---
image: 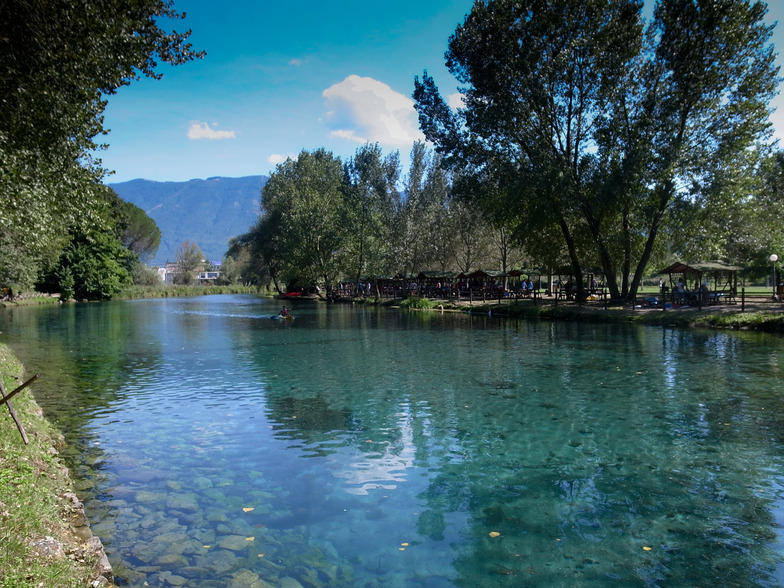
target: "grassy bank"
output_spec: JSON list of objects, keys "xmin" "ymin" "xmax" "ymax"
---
[
  {"xmin": 117, "ymin": 283, "xmax": 268, "ymax": 299},
  {"xmin": 0, "ymin": 344, "xmax": 101, "ymax": 587},
  {"xmin": 470, "ymin": 302, "xmax": 784, "ymax": 331},
  {"xmin": 382, "ymin": 296, "xmax": 784, "ymax": 332},
  {"xmin": 0, "ymin": 295, "xmax": 61, "ymax": 308}
]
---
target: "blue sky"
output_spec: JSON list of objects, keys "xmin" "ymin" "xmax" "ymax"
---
[{"xmin": 100, "ymin": 0, "xmax": 784, "ymax": 184}]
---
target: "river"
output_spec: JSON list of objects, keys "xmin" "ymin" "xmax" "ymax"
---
[{"xmin": 2, "ymin": 294, "xmax": 784, "ymax": 587}]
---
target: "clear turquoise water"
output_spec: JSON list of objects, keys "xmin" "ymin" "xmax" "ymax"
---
[{"xmin": 2, "ymin": 295, "xmax": 784, "ymax": 587}]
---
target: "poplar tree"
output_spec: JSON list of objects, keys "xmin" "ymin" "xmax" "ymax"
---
[{"xmin": 414, "ymin": 0, "xmax": 779, "ymax": 301}]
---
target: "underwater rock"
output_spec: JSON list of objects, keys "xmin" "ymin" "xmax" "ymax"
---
[
  {"xmin": 217, "ymin": 535, "xmax": 254, "ymax": 551},
  {"xmin": 206, "ymin": 509, "xmax": 230, "ymax": 523},
  {"xmin": 135, "ymin": 490, "xmax": 165, "ymax": 504},
  {"xmin": 291, "ymin": 565, "xmax": 322, "ymax": 588},
  {"xmin": 131, "ymin": 540, "xmax": 163, "ymax": 564},
  {"xmin": 228, "ymin": 568, "xmax": 275, "ymax": 588},
  {"xmin": 166, "ymin": 493, "xmax": 199, "ymax": 512},
  {"xmin": 158, "ymin": 570, "xmax": 188, "ymax": 586},
  {"xmin": 197, "ymin": 549, "xmax": 240, "ymax": 574},
  {"xmin": 193, "ymin": 476, "xmax": 215, "ymax": 489},
  {"xmin": 156, "ymin": 553, "xmax": 189, "ymax": 568}
]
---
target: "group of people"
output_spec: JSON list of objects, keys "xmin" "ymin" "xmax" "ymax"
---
[{"xmin": 674, "ymin": 277, "xmax": 711, "ymax": 303}]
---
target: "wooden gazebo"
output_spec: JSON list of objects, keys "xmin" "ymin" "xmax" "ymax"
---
[{"xmin": 658, "ymin": 261, "xmax": 742, "ymax": 304}]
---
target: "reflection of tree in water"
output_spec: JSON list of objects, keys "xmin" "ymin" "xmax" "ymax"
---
[
  {"xmin": 414, "ymin": 365, "xmax": 784, "ymax": 587},
  {"xmin": 267, "ymin": 394, "xmax": 352, "ymax": 443}
]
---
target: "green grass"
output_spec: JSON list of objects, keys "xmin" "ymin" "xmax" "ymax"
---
[
  {"xmin": 117, "ymin": 283, "xmax": 267, "ymax": 299},
  {"xmin": 457, "ymin": 299, "xmax": 784, "ymax": 331},
  {"xmin": 0, "ymin": 295, "xmax": 61, "ymax": 308},
  {"xmin": 0, "ymin": 344, "xmax": 95, "ymax": 587},
  {"xmin": 398, "ymin": 296, "xmax": 441, "ymax": 310}
]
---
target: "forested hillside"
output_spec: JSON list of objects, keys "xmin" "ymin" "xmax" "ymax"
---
[{"xmin": 110, "ymin": 176, "xmax": 267, "ymax": 264}]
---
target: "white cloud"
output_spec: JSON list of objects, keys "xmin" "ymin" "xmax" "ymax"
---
[
  {"xmin": 289, "ymin": 58, "xmax": 304, "ymax": 66},
  {"xmin": 322, "ymin": 75, "xmax": 424, "ymax": 147},
  {"xmin": 268, "ymin": 153, "xmax": 297, "ymax": 166},
  {"xmin": 187, "ymin": 121, "xmax": 236, "ymax": 140},
  {"xmin": 447, "ymin": 92, "xmax": 466, "ymax": 110}
]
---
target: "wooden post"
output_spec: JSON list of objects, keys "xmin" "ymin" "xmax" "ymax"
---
[
  {"xmin": 741, "ymin": 287, "xmax": 745, "ymax": 312},
  {"xmin": 0, "ymin": 375, "xmax": 38, "ymax": 444},
  {"xmin": 0, "ymin": 375, "xmax": 38, "ymax": 409}
]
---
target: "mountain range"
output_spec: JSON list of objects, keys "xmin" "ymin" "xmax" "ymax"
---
[{"xmin": 109, "ymin": 175, "xmax": 267, "ymax": 266}]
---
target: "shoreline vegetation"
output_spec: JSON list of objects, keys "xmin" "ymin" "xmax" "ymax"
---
[
  {"xmin": 0, "ymin": 288, "xmax": 782, "ymax": 585},
  {"xmin": 0, "ymin": 344, "xmax": 112, "ymax": 587},
  {"xmin": 2, "ymin": 284, "xmax": 783, "ymax": 332},
  {"xmin": 390, "ymin": 296, "xmax": 784, "ymax": 332}
]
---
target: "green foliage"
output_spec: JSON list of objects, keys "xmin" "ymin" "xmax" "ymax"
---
[
  {"xmin": 399, "ymin": 296, "xmax": 439, "ymax": 310},
  {"xmin": 343, "ymin": 143, "xmax": 401, "ymax": 281},
  {"xmin": 117, "ymin": 283, "xmax": 262, "ymax": 299},
  {"xmin": 239, "ymin": 143, "xmax": 511, "ymax": 294},
  {"xmin": 260, "ymin": 149, "xmax": 348, "ymax": 293},
  {"xmin": 0, "ymin": 0, "xmax": 202, "ymax": 292},
  {"xmin": 132, "ymin": 263, "xmax": 164, "ymax": 286},
  {"xmin": 414, "ymin": 0, "xmax": 779, "ymax": 301},
  {"xmin": 0, "ymin": 344, "xmax": 96, "ymax": 586},
  {"xmin": 173, "ymin": 240, "xmax": 204, "ymax": 285},
  {"xmin": 54, "ymin": 231, "xmax": 133, "ymax": 300},
  {"xmin": 0, "ymin": 0, "xmax": 203, "ymax": 155},
  {"xmin": 217, "ymin": 255, "xmax": 242, "ymax": 285},
  {"xmin": 107, "ymin": 189, "xmax": 162, "ymax": 261}
]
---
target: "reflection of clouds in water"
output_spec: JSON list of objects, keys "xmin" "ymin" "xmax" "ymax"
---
[{"xmin": 330, "ymin": 409, "xmax": 417, "ymax": 495}]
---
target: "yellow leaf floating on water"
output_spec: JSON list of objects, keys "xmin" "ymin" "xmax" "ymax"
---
[
  {"xmin": 400, "ymin": 543, "xmax": 409, "ymax": 547},
  {"xmin": 489, "ymin": 531, "xmax": 501, "ymax": 538},
  {"xmin": 643, "ymin": 546, "xmax": 652, "ymax": 551},
  {"xmin": 258, "ymin": 553, "xmax": 265, "ymax": 558},
  {"xmin": 246, "ymin": 537, "xmax": 255, "ymax": 542},
  {"xmin": 399, "ymin": 547, "xmax": 405, "ymax": 551},
  {"xmin": 203, "ymin": 545, "xmax": 210, "ymax": 549},
  {"xmin": 243, "ymin": 507, "xmax": 254, "ymax": 512}
]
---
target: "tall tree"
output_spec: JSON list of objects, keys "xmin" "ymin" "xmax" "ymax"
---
[
  {"xmin": 260, "ymin": 149, "xmax": 348, "ymax": 294},
  {"xmin": 106, "ymin": 189, "xmax": 162, "ymax": 262},
  {"xmin": 414, "ymin": 0, "xmax": 779, "ymax": 301},
  {"xmin": 0, "ymin": 0, "xmax": 202, "ymax": 288},
  {"xmin": 397, "ymin": 142, "xmax": 452, "ymax": 275},
  {"xmin": 343, "ymin": 144, "xmax": 401, "ymax": 287},
  {"xmin": 174, "ymin": 241, "xmax": 204, "ymax": 285}
]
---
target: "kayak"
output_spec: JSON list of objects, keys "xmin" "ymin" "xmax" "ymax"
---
[{"xmin": 270, "ymin": 314, "xmax": 294, "ymax": 320}]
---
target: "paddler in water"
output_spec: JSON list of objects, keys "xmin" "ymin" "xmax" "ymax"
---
[{"xmin": 279, "ymin": 306, "xmax": 290, "ymax": 317}]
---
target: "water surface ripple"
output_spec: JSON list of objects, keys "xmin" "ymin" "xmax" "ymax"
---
[{"xmin": 2, "ymin": 295, "xmax": 784, "ymax": 587}]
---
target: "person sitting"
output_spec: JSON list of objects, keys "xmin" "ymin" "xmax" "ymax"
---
[
  {"xmin": 675, "ymin": 279, "xmax": 689, "ymax": 303},
  {"xmin": 280, "ymin": 306, "xmax": 290, "ymax": 317}
]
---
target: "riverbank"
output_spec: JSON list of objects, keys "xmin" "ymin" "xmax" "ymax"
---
[
  {"xmin": 375, "ymin": 295, "xmax": 784, "ymax": 332},
  {"xmin": 469, "ymin": 300, "xmax": 784, "ymax": 331},
  {"xmin": 0, "ymin": 343, "xmax": 113, "ymax": 587}
]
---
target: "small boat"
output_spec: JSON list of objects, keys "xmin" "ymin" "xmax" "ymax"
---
[{"xmin": 270, "ymin": 314, "xmax": 294, "ymax": 320}]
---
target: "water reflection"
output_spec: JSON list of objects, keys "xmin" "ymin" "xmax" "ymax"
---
[{"xmin": 2, "ymin": 296, "xmax": 784, "ymax": 586}]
